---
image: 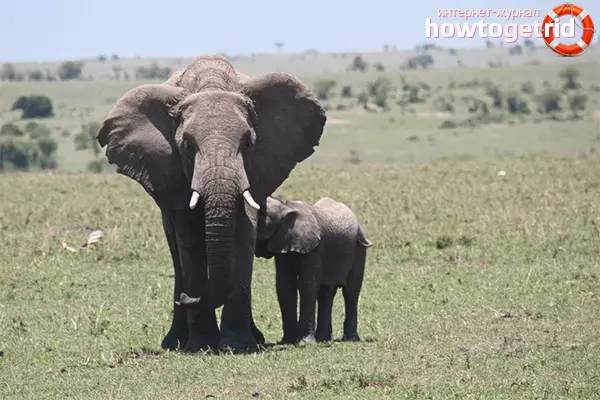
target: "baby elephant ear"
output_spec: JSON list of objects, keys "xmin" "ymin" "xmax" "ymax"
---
[{"xmin": 96, "ymin": 84, "xmax": 189, "ymax": 209}]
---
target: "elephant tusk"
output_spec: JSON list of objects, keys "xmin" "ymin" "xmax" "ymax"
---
[
  {"xmin": 243, "ymin": 190, "xmax": 260, "ymax": 211},
  {"xmin": 189, "ymin": 191, "xmax": 200, "ymax": 209}
]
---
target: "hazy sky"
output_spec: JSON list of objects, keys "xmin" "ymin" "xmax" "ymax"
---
[{"xmin": 1, "ymin": 0, "xmax": 598, "ymax": 62}]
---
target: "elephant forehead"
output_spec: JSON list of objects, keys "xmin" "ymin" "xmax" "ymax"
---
[{"xmin": 181, "ymin": 91, "xmax": 251, "ymax": 116}]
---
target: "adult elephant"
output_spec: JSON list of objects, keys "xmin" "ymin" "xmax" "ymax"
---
[{"xmin": 95, "ymin": 55, "xmax": 326, "ymax": 353}]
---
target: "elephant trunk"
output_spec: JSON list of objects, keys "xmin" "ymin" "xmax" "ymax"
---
[{"xmin": 188, "ymin": 158, "xmax": 259, "ymax": 308}]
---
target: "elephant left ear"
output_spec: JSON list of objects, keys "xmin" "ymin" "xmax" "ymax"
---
[{"xmin": 241, "ymin": 73, "xmax": 326, "ymax": 199}]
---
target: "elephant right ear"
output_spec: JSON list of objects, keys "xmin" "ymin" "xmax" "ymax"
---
[{"xmin": 96, "ymin": 84, "xmax": 189, "ymax": 208}]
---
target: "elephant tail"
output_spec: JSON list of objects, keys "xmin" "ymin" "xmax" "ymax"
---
[{"xmin": 356, "ymin": 223, "xmax": 373, "ymax": 248}]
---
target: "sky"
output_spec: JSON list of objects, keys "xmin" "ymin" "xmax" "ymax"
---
[{"xmin": 1, "ymin": 0, "xmax": 599, "ymax": 62}]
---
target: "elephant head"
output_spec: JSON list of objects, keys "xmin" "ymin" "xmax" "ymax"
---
[
  {"xmin": 96, "ymin": 56, "xmax": 326, "ymax": 307},
  {"xmin": 256, "ymin": 196, "xmax": 322, "ymax": 258}
]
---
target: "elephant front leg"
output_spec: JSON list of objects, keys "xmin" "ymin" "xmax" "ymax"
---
[
  {"xmin": 275, "ymin": 259, "xmax": 299, "ymax": 344},
  {"xmin": 218, "ymin": 204, "xmax": 261, "ymax": 353},
  {"xmin": 171, "ymin": 210, "xmax": 220, "ymax": 352},
  {"xmin": 297, "ymin": 254, "xmax": 320, "ymax": 345},
  {"xmin": 160, "ymin": 212, "xmax": 188, "ymax": 351}
]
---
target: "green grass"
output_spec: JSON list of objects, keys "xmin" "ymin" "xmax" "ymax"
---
[
  {"xmin": 1, "ymin": 156, "xmax": 600, "ymax": 399},
  {"xmin": 1, "ymin": 48, "xmax": 600, "ymax": 398}
]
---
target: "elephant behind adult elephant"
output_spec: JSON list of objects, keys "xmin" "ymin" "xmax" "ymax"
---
[{"xmin": 96, "ymin": 55, "xmax": 327, "ymax": 353}]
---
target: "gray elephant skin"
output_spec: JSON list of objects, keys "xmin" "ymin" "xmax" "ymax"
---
[
  {"xmin": 95, "ymin": 55, "xmax": 327, "ymax": 353},
  {"xmin": 255, "ymin": 196, "xmax": 373, "ymax": 344}
]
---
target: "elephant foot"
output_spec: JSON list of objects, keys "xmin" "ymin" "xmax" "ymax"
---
[
  {"xmin": 298, "ymin": 333, "xmax": 317, "ymax": 346},
  {"xmin": 218, "ymin": 329, "xmax": 261, "ymax": 354},
  {"xmin": 251, "ymin": 321, "xmax": 266, "ymax": 346},
  {"xmin": 341, "ymin": 333, "xmax": 361, "ymax": 342},
  {"xmin": 278, "ymin": 335, "xmax": 297, "ymax": 345},
  {"xmin": 161, "ymin": 328, "xmax": 188, "ymax": 351},
  {"xmin": 315, "ymin": 331, "xmax": 332, "ymax": 343},
  {"xmin": 183, "ymin": 332, "xmax": 220, "ymax": 353}
]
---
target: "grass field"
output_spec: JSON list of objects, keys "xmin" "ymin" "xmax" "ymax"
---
[{"xmin": 1, "ymin": 48, "xmax": 600, "ymax": 398}]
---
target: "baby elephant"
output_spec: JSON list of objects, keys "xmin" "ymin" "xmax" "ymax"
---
[{"xmin": 255, "ymin": 196, "xmax": 373, "ymax": 344}]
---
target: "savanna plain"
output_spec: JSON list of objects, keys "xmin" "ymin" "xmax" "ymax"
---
[{"xmin": 1, "ymin": 46, "xmax": 600, "ymax": 398}]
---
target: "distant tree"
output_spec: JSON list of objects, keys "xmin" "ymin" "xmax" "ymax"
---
[
  {"xmin": 312, "ymin": 79, "xmax": 337, "ymax": 100},
  {"xmin": 0, "ymin": 123, "xmax": 24, "ymax": 137},
  {"xmin": 135, "ymin": 63, "xmax": 172, "ymax": 80},
  {"xmin": 537, "ymin": 89, "xmax": 562, "ymax": 113},
  {"xmin": 568, "ymin": 93, "xmax": 588, "ymax": 118},
  {"xmin": 11, "ymin": 95, "xmax": 54, "ymax": 119},
  {"xmin": 111, "ymin": 54, "xmax": 120, "ymax": 61},
  {"xmin": 448, "ymin": 48, "xmax": 458, "ymax": 56},
  {"xmin": 524, "ymin": 39, "xmax": 535, "ymax": 51},
  {"xmin": 485, "ymin": 40, "xmax": 495, "ymax": 48},
  {"xmin": 274, "ymin": 42, "xmax": 284, "ymax": 53},
  {"xmin": 58, "ymin": 61, "xmax": 84, "ymax": 80},
  {"xmin": 404, "ymin": 54, "xmax": 434, "ymax": 69},
  {"xmin": 348, "ymin": 55, "xmax": 368, "ymax": 72},
  {"xmin": 0, "ymin": 64, "xmax": 24, "ymax": 81},
  {"xmin": 374, "ymin": 63, "xmax": 385, "ymax": 72},
  {"xmin": 367, "ymin": 77, "xmax": 394, "ymax": 108},
  {"xmin": 27, "ymin": 69, "xmax": 44, "ymax": 81},
  {"xmin": 25, "ymin": 122, "xmax": 52, "ymax": 139},
  {"xmin": 560, "ymin": 66, "xmax": 581, "ymax": 90},
  {"xmin": 97, "ymin": 54, "xmax": 107, "ymax": 62},
  {"xmin": 383, "ymin": 44, "xmax": 389, "ymax": 52},
  {"xmin": 73, "ymin": 122, "xmax": 102, "ymax": 155},
  {"xmin": 341, "ymin": 85, "xmax": 353, "ymax": 98},
  {"xmin": 505, "ymin": 90, "xmax": 530, "ymax": 114},
  {"xmin": 508, "ymin": 45, "xmax": 523, "ymax": 55}
]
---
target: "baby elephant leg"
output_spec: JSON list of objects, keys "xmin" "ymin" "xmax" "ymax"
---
[
  {"xmin": 342, "ymin": 245, "xmax": 367, "ymax": 341},
  {"xmin": 316, "ymin": 284, "xmax": 337, "ymax": 342},
  {"xmin": 297, "ymin": 255, "xmax": 320, "ymax": 345}
]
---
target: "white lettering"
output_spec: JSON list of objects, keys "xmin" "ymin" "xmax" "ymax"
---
[{"xmin": 425, "ymin": 18, "xmax": 439, "ymax": 38}]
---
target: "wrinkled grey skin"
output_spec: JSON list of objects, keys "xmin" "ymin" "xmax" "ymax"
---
[
  {"xmin": 95, "ymin": 55, "xmax": 326, "ymax": 353},
  {"xmin": 255, "ymin": 196, "xmax": 373, "ymax": 344}
]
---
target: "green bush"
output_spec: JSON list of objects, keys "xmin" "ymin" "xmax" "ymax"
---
[
  {"xmin": 58, "ymin": 61, "xmax": 84, "ymax": 80},
  {"xmin": 74, "ymin": 122, "xmax": 102, "ymax": 155},
  {"xmin": 568, "ymin": 93, "xmax": 588, "ymax": 117},
  {"xmin": 341, "ymin": 85, "xmax": 353, "ymax": 98},
  {"xmin": 347, "ymin": 56, "xmax": 367, "ymax": 72},
  {"xmin": 537, "ymin": 89, "xmax": 562, "ymax": 113},
  {"xmin": 0, "ymin": 123, "xmax": 24, "ymax": 137},
  {"xmin": 312, "ymin": 79, "xmax": 337, "ymax": 100},
  {"xmin": 25, "ymin": 122, "xmax": 52, "ymax": 139},
  {"xmin": 560, "ymin": 67, "xmax": 581, "ymax": 90},
  {"xmin": 135, "ymin": 63, "xmax": 172, "ymax": 80},
  {"xmin": 367, "ymin": 77, "xmax": 394, "ymax": 108},
  {"xmin": 505, "ymin": 91, "xmax": 530, "ymax": 114},
  {"xmin": 11, "ymin": 95, "xmax": 54, "ymax": 119}
]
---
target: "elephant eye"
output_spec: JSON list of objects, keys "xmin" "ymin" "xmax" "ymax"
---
[
  {"xmin": 183, "ymin": 138, "xmax": 194, "ymax": 152},
  {"xmin": 242, "ymin": 131, "xmax": 254, "ymax": 151}
]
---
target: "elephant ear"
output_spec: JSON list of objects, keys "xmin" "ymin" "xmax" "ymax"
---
[
  {"xmin": 96, "ymin": 84, "xmax": 189, "ymax": 209},
  {"xmin": 267, "ymin": 204, "xmax": 321, "ymax": 254},
  {"xmin": 241, "ymin": 73, "xmax": 326, "ymax": 199}
]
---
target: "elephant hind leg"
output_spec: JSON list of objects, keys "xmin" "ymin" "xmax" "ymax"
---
[{"xmin": 341, "ymin": 245, "xmax": 366, "ymax": 342}]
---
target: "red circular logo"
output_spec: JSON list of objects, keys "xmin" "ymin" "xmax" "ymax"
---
[{"xmin": 542, "ymin": 3, "xmax": 595, "ymax": 56}]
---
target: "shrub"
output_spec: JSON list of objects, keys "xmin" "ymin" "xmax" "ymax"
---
[
  {"xmin": 568, "ymin": 93, "xmax": 588, "ymax": 117},
  {"xmin": 432, "ymin": 95, "xmax": 455, "ymax": 113},
  {"xmin": 357, "ymin": 92, "xmax": 369, "ymax": 105},
  {"xmin": 367, "ymin": 77, "xmax": 394, "ymax": 108},
  {"xmin": 135, "ymin": 63, "xmax": 172, "ymax": 80},
  {"xmin": 25, "ymin": 122, "xmax": 52, "ymax": 139},
  {"xmin": 341, "ymin": 85, "xmax": 353, "ymax": 97},
  {"xmin": 58, "ymin": 61, "xmax": 84, "ymax": 80},
  {"xmin": 374, "ymin": 63, "xmax": 385, "ymax": 72},
  {"xmin": 520, "ymin": 81, "xmax": 535, "ymax": 94},
  {"xmin": 87, "ymin": 159, "xmax": 105, "ymax": 173},
  {"xmin": 347, "ymin": 56, "xmax": 367, "ymax": 72},
  {"xmin": 440, "ymin": 120, "xmax": 458, "ymax": 129},
  {"xmin": 505, "ymin": 91, "xmax": 530, "ymax": 114},
  {"xmin": 560, "ymin": 66, "xmax": 581, "ymax": 90},
  {"xmin": 403, "ymin": 54, "xmax": 434, "ymax": 69},
  {"xmin": 11, "ymin": 95, "xmax": 54, "ymax": 119},
  {"xmin": 0, "ymin": 123, "xmax": 24, "ymax": 137},
  {"xmin": 485, "ymin": 85, "xmax": 503, "ymax": 108},
  {"xmin": 0, "ymin": 64, "xmax": 24, "ymax": 81},
  {"xmin": 74, "ymin": 122, "xmax": 102, "ymax": 155},
  {"xmin": 537, "ymin": 89, "xmax": 562, "ymax": 113},
  {"xmin": 27, "ymin": 69, "xmax": 44, "ymax": 81},
  {"xmin": 508, "ymin": 45, "xmax": 523, "ymax": 55},
  {"xmin": 312, "ymin": 79, "xmax": 337, "ymax": 100}
]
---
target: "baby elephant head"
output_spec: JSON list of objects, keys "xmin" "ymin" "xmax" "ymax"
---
[{"xmin": 256, "ymin": 196, "xmax": 322, "ymax": 258}]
